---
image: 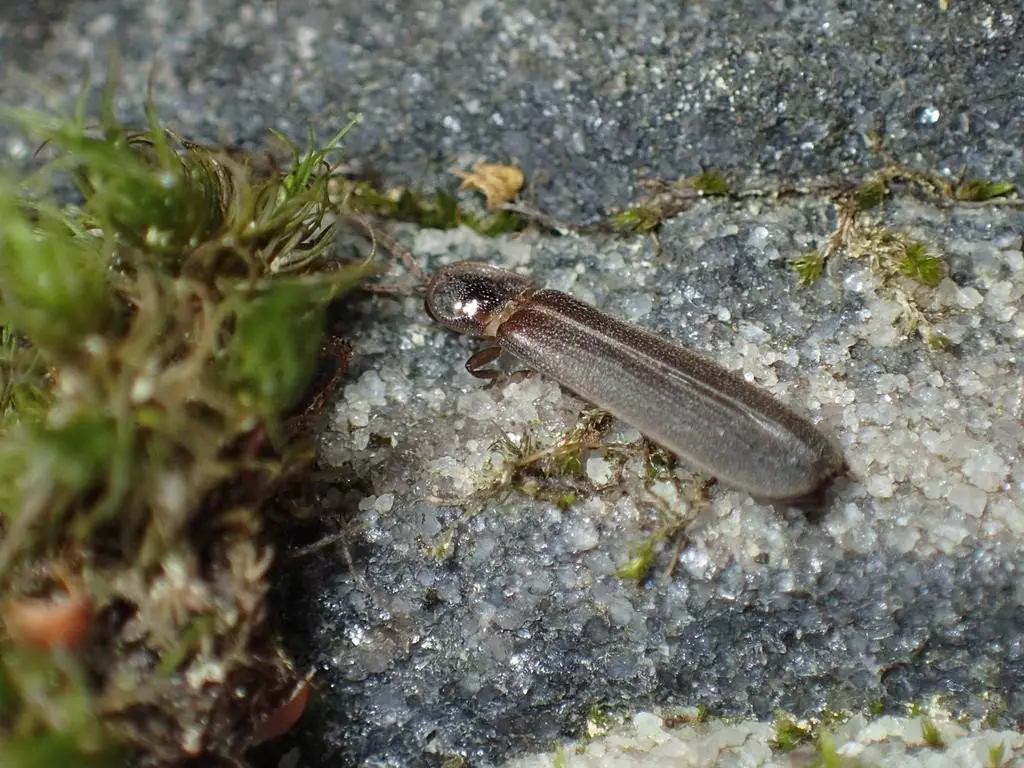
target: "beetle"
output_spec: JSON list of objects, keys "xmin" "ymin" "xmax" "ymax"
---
[{"xmin": 424, "ymin": 261, "xmax": 845, "ymax": 509}]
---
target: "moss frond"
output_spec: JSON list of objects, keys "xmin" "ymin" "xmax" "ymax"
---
[
  {"xmin": 691, "ymin": 169, "xmax": 730, "ymax": 197},
  {"xmin": 792, "ymin": 251, "xmax": 826, "ymax": 287},
  {"xmin": 955, "ymin": 178, "xmax": 1015, "ymax": 202},
  {"xmin": 344, "ymin": 181, "xmax": 526, "ymax": 236},
  {"xmin": 610, "ymin": 206, "xmax": 661, "ymax": 233}
]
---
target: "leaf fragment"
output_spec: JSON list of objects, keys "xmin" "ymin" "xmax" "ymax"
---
[{"xmin": 452, "ymin": 162, "xmax": 524, "ymax": 209}]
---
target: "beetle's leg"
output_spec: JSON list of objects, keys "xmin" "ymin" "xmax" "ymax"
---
[
  {"xmin": 467, "ymin": 347, "xmax": 534, "ymax": 388},
  {"xmin": 506, "ymin": 368, "xmax": 535, "ymax": 384},
  {"xmin": 466, "ymin": 346, "xmax": 503, "ymax": 380}
]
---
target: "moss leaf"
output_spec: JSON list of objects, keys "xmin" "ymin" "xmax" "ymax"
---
[
  {"xmin": 956, "ymin": 179, "xmax": 1015, "ymax": 202},
  {"xmin": 0, "ymin": 193, "xmax": 117, "ymax": 353}
]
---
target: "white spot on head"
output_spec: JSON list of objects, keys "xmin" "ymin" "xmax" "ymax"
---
[{"xmin": 454, "ymin": 299, "xmax": 480, "ymax": 318}]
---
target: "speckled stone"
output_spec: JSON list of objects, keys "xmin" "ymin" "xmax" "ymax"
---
[
  {"xmin": 282, "ymin": 197, "xmax": 1022, "ymax": 766},
  {"xmin": 2, "ymin": 2, "xmax": 1022, "ymax": 767},
  {"xmin": 2, "ymin": 1, "xmax": 1022, "ymax": 223}
]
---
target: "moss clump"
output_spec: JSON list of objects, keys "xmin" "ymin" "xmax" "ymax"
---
[
  {"xmin": 0, "ymin": 78, "xmax": 375, "ymax": 766},
  {"xmin": 769, "ymin": 713, "xmax": 816, "ymax": 751},
  {"xmin": 853, "ymin": 178, "xmax": 887, "ymax": 212},
  {"xmin": 615, "ymin": 539, "xmax": 657, "ymax": 582},
  {"xmin": 487, "ymin": 409, "xmax": 612, "ymax": 508},
  {"xmin": 955, "ymin": 178, "xmax": 1015, "ymax": 202},
  {"xmin": 843, "ymin": 221, "xmax": 950, "ymax": 348},
  {"xmin": 919, "ymin": 716, "xmax": 945, "ymax": 748},
  {"xmin": 792, "ymin": 250, "xmax": 827, "ymax": 287},
  {"xmin": 792, "ymin": 190, "xmax": 951, "ymax": 349},
  {"xmin": 691, "ymin": 169, "xmax": 731, "ymax": 197},
  {"xmin": 343, "ymin": 181, "xmax": 526, "ymax": 236},
  {"xmin": 610, "ymin": 206, "xmax": 662, "ymax": 234}
]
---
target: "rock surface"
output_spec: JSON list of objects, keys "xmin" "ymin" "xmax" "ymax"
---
[{"xmin": 2, "ymin": 1, "xmax": 1022, "ymax": 767}]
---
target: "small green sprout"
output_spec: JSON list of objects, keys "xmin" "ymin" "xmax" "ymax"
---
[
  {"xmin": 547, "ymin": 447, "xmax": 585, "ymax": 479},
  {"xmin": 770, "ymin": 714, "xmax": 815, "ymax": 751},
  {"xmin": 642, "ymin": 443, "xmax": 676, "ymax": 482},
  {"xmin": 553, "ymin": 492, "xmax": 578, "ymax": 510},
  {"xmin": 691, "ymin": 170, "xmax": 731, "ymax": 196},
  {"xmin": 472, "ymin": 209, "xmax": 526, "ymax": 236},
  {"xmin": 920, "ymin": 717, "xmax": 944, "ymax": 748},
  {"xmin": 585, "ymin": 704, "xmax": 612, "ymax": 739},
  {"xmin": 981, "ymin": 707, "xmax": 1004, "ymax": 730},
  {"xmin": 616, "ymin": 539, "xmax": 656, "ymax": 582},
  {"xmin": 610, "ymin": 206, "xmax": 661, "ymax": 233},
  {"xmin": 489, "ymin": 430, "xmax": 537, "ymax": 463},
  {"xmin": 854, "ymin": 178, "xmax": 887, "ymax": 211},
  {"xmin": 897, "ymin": 241, "xmax": 944, "ymax": 287},
  {"xmin": 792, "ymin": 251, "xmax": 826, "ymax": 287},
  {"xmin": 988, "ymin": 741, "xmax": 1007, "ymax": 767},
  {"xmin": 429, "ymin": 529, "xmax": 458, "ymax": 563},
  {"xmin": 814, "ymin": 733, "xmax": 846, "ymax": 768},
  {"xmin": 956, "ymin": 178, "xmax": 1015, "ymax": 202},
  {"xmin": 396, "ymin": 187, "xmax": 461, "ymax": 229}
]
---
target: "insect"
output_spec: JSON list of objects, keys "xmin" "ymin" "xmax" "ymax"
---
[{"xmin": 424, "ymin": 261, "xmax": 846, "ymax": 510}]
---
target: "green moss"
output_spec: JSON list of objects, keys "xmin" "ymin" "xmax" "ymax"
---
[
  {"xmin": 642, "ymin": 444, "xmax": 676, "ymax": 482},
  {"xmin": 0, "ymin": 75, "xmax": 373, "ymax": 765},
  {"xmin": 616, "ymin": 540, "xmax": 657, "ymax": 582},
  {"xmin": 792, "ymin": 251, "xmax": 826, "ymax": 287},
  {"xmin": 980, "ymin": 705, "xmax": 1005, "ymax": 730},
  {"xmin": 0, "ymin": 650, "xmax": 123, "ymax": 768},
  {"xmin": 430, "ymin": 528, "xmax": 458, "ymax": 563},
  {"xmin": 585, "ymin": 704, "xmax": 613, "ymax": 739},
  {"xmin": 553, "ymin": 491, "xmax": 578, "ymax": 510},
  {"xmin": 770, "ymin": 714, "xmax": 815, "ymax": 751},
  {"xmin": 955, "ymin": 178, "xmax": 1015, "ymax": 202},
  {"xmin": 691, "ymin": 170, "xmax": 730, "ymax": 197},
  {"xmin": 896, "ymin": 241, "xmax": 944, "ymax": 287},
  {"xmin": 346, "ymin": 181, "xmax": 526, "ymax": 236},
  {"xmin": 223, "ymin": 275, "xmax": 361, "ymax": 419},
  {"xmin": 547, "ymin": 447, "xmax": 585, "ymax": 479},
  {"xmin": 485, "ymin": 411, "xmax": 614, "ymax": 510},
  {"xmin": 156, "ymin": 615, "xmax": 217, "ymax": 676},
  {"xmin": 988, "ymin": 741, "xmax": 1008, "ymax": 767},
  {"xmin": 854, "ymin": 178, "xmax": 887, "ymax": 211},
  {"xmin": 812, "ymin": 732, "xmax": 862, "ymax": 768},
  {"xmin": 798, "ymin": 206, "xmax": 951, "ymax": 348},
  {"xmin": 0, "ymin": 193, "xmax": 117, "ymax": 354},
  {"xmin": 919, "ymin": 716, "xmax": 944, "ymax": 748},
  {"xmin": 610, "ymin": 206, "xmax": 661, "ymax": 233}
]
